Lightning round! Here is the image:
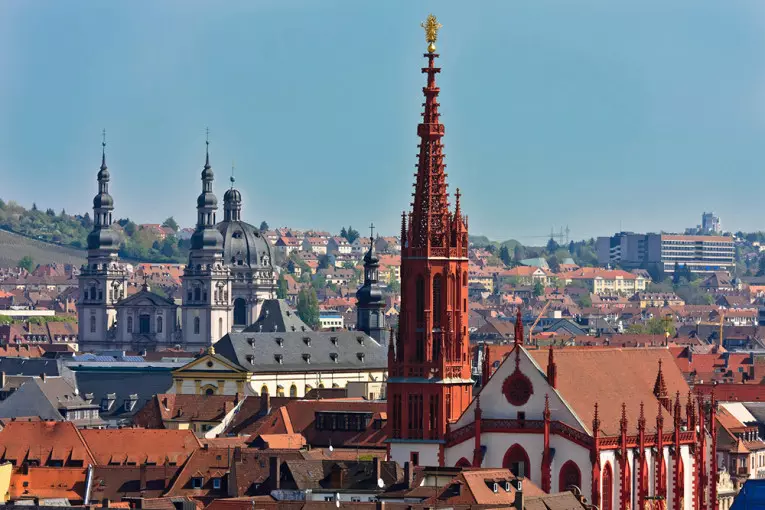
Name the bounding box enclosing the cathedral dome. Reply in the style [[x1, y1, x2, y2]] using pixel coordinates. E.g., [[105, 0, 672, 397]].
[[223, 188, 241, 203], [216, 220, 274, 269], [197, 192, 218, 209]]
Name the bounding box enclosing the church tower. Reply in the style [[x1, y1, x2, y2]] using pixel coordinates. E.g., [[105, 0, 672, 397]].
[[356, 226, 386, 343], [181, 137, 232, 348], [78, 133, 128, 351], [387, 16, 472, 467]]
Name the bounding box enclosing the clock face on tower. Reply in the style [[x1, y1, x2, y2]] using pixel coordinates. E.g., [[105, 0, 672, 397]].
[[502, 371, 533, 406]]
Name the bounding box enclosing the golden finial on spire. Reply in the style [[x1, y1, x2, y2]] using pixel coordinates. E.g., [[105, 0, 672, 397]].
[[421, 14, 442, 53]]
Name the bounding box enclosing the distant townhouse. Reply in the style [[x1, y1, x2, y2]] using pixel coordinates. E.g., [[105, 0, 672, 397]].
[[320, 268, 356, 286], [276, 236, 302, 256], [377, 254, 401, 283], [559, 267, 648, 295], [496, 266, 551, 287], [351, 236, 372, 257], [301, 237, 329, 255], [374, 236, 401, 253], [138, 224, 169, 240], [630, 292, 685, 308], [327, 236, 352, 255], [468, 267, 496, 294], [319, 309, 344, 329]]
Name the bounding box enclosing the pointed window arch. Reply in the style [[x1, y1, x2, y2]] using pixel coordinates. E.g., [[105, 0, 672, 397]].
[[433, 274, 443, 325], [90, 315, 96, 333], [157, 316, 163, 334], [455, 457, 471, 468], [502, 444, 530, 478], [193, 316, 200, 335], [558, 460, 581, 493], [415, 276, 425, 322], [602, 462, 613, 510], [290, 384, 298, 398], [260, 385, 269, 396]]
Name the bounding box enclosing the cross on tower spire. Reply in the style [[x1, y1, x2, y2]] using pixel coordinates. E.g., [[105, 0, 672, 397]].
[[369, 222, 375, 241], [101, 129, 107, 169], [205, 127, 210, 168], [231, 161, 236, 188]]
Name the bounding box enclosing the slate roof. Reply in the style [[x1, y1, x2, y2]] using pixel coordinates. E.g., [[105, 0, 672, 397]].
[[0, 357, 61, 376], [116, 288, 177, 308], [243, 299, 310, 333], [67, 368, 173, 425], [0, 378, 65, 421], [214, 330, 386, 372], [281, 460, 402, 492]]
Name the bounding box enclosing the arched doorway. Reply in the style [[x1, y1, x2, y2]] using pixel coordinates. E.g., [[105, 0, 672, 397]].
[[602, 462, 613, 510], [233, 298, 247, 326], [502, 444, 530, 478], [558, 460, 581, 493]]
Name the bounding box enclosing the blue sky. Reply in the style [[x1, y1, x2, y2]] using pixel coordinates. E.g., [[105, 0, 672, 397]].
[[2, 1, 765, 242]]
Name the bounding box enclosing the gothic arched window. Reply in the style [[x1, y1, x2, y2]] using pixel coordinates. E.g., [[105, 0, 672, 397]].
[[502, 444, 530, 478], [433, 274, 443, 325], [602, 462, 613, 510], [193, 317, 200, 335], [558, 460, 581, 493], [90, 315, 96, 333], [415, 276, 425, 322], [290, 384, 298, 398]]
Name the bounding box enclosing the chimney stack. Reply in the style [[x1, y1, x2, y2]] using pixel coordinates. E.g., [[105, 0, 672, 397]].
[[261, 391, 271, 415], [269, 456, 281, 490], [404, 461, 414, 489]]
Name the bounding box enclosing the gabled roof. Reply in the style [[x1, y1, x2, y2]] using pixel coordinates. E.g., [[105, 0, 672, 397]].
[[244, 299, 311, 333], [0, 378, 65, 421], [90, 465, 183, 501], [0, 420, 95, 466], [135, 394, 241, 426], [80, 428, 201, 466], [530, 347, 690, 436], [9, 466, 89, 502], [116, 288, 176, 308]]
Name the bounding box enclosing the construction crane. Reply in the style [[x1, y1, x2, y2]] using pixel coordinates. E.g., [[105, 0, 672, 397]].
[[528, 300, 551, 346]]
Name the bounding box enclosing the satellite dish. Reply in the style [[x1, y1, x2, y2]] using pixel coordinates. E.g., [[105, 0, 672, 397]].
[[377, 478, 385, 489]]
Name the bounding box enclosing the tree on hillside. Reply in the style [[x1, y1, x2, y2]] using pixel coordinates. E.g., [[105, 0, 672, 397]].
[[45, 208, 55, 217], [672, 262, 681, 285], [18, 255, 34, 272], [346, 226, 360, 243], [259, 221, 269, 232], [757, 257, 765, 277], [0, 198, 5, 209], [297, 287, 319, 329], [124, 221, 137, 237], [318, 254, 330, 270], [276, 273, 288, 299], [546, 238, 559, 253], [162, 217, 179, 231], [499, 245, 512, 266], [513, 244, 526, 263], [31, 203, 38, 212], [60, 209, 66, 217], [340, 227, 348, 239], [533, 281, 544, 297]]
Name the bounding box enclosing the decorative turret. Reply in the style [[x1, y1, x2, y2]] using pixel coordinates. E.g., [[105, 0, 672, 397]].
[[514, 307, 524, 345], [653, 359, 671, 410], [190, 136, 224, 253], [357, 224, 386, 343], [87, 131, 120, 253], [547, 345, 557, 388], [223, 163, 242, 222]]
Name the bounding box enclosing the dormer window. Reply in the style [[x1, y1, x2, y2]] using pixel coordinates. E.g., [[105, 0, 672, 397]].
[[246, 355, 255, 364], [303, 353, 311, 364], [493, 483, 499, 493], [330, 353, 338, 363], [303, 337, 311, 346], [192, 477, 204, 489], [232, 231, 243, 239], [357, 353, 365, 362], [331, 337, 338, 346], [247, 338, 255, 347], [274, 354, 283, 364], [275, 338, 283, 347], [357, 336, 364, 346]]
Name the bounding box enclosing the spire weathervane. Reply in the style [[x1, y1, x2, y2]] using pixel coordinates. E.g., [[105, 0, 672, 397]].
[[231, 160, 236, 188], [101, 128, 107, 168], [421, 14, 442, 53], [369, 222, 375, 241]]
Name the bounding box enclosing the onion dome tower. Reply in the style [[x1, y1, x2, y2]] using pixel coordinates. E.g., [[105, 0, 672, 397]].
[[356, 224, 386, 342], [387, 16, 472, 467], [78, 131, 128, 351], [216, 165, 277, 329], [181, 133, 232, 348]]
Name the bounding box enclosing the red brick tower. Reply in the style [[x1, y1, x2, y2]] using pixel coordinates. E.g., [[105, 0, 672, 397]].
[[388, 15, 472, 467]]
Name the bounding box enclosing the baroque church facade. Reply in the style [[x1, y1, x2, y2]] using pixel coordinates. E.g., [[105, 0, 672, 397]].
[[78, 139, 277, 352], [387, 17, 719, 510]]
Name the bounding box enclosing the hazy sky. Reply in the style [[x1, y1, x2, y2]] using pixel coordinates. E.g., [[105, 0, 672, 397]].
[[2, 1, 765, 242]]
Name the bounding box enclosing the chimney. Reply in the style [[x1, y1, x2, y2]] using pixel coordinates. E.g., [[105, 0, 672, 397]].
[[261, 392, 271, 415], [139, 464, 147, 491], [373, 457, 381, 483], [513, 478, 524, 510], [404, 461, 414, 489], [269, 456, 281, 490]]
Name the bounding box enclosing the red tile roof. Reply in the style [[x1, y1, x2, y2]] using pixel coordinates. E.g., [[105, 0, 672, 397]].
[[80, 428, 201, 466], [0, 420, 95, 466], [8, 466, 88, 502], [529, 347, 689, 436]]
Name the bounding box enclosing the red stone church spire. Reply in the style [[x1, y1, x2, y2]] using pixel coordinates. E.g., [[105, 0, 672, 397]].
[[388, 15, 473, 466]]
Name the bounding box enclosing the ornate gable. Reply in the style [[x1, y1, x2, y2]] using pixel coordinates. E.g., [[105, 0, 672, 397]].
[[451, 345, 588, 435], [172, 352, 248, 375]]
